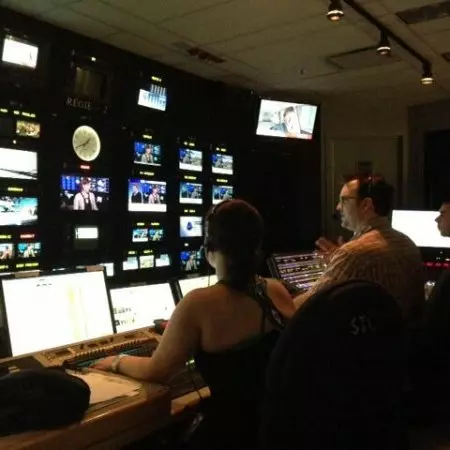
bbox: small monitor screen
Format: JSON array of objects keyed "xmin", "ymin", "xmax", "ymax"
[
  {"xmin": 110, "ymin": 283, "xmax": 175, "ymax": 333},
  {"xmin": 133, "ymin": 142, "xmax": 162, "ymax": 167},
  {"xmin": 16, "ymin": 120, "xmax": 40, "ymax": 139},
  {"xmin": 132, "ymin": 227, "xmax": 164, "ymax": 243},
  {"xmin": 16, "ymin": 242, "xmax": 41, "ymax": 259},
  {"xmin": 138, "ymin": 84, "xmax": 167, "ymax": 111},
  {"xmin": 256, "ymin": 99, "xmax": 317, "ymax": 140},
  {"xmin": 179, "ymin": 274, "xmax": 218, "ymax": 297},
  {"xmin": 212, "ymin": 154, "xmax": 233, "ymax": 175},
  {"xmin": 180, "ymin": 250, "xmax": 203, "ymax": 273},
  {"xmin": 180, "ymin": 182, "xmax": 203, "ymax": 205},
  {"xmin": 74, "ymin": 226, "xmax": 98, "ymax": 250},
  {"xmin": 123, "ymin": 255, "xmax": 139, "ymax": 271},
  {"xmin": 180, "ymin": 216, "xmax": 203, "ymax": 238},
  {"xmin": 2, "ymin": 35, "xmax": 38, "ymax": 69},
  {"xmin": 179, "ymin": 148, "xmax": 202, "ymax": 172},
  {"xmin": 128, "ymin": 179, "xmax": 167, "ymax": 212},
  {"xmin": 60, "ymin": 175, "xmax": 110, "ymax": 211},
  {"xmin": 0, "ymin": 196, "xmax": 38, "ymax": 226},
  {"xmin": 0, "ymin": 147, "xmax": 37, "ymax": 180},
  {"xmin": 0, "ymin": 243, "xmax": 14, "ymax": 260},
  {"xmin": 212, "ymin": 185, "xmax": 233, "ymax": 205},
  {"xmin": 392, "ymin": 210, "xmax": 450, "ymax": 249},
  {"xmin": 1, "ymin": 270, "xmax": 114, "ymax": 356},
  {"xmin": 74, "ymin": 66, "xmax": 108, "ymax": 102}
]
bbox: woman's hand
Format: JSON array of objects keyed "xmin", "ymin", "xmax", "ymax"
[{"xmin": 90, "ymin": 356, "xmax": 116, "ymax": 372}]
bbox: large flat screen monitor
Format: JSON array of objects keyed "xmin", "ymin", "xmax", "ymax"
[
  {"xmin": 2, "ymin": 35, "xmax": 38, "ymax": 69},
  {"xmin": 391, "ymin": 210, "xmax": 450, "ymax": 249},
  {"xmin": 0, "ymin": 147, "xmax": 37, "ymax": 180},
  {"xmin": 179, "ymin": 274, "xmax": 218, "ymax": 297},
  {"xmin": 138, "ymin": 84, "xmax": 167, "ymax": 111},
  {"xmin": 110, "ymin": 283, "xmax": 175, "ymax": 333},
  {"xmin": 256, "ymin": 99, "xmax": 317, "ymax": 140},
  {"xmin": 0, "ymin": 269, "xmax": 114, "ymax": 356},
  {"xmin": 0, "ymin": 195, "xmax": 38, "ymax": 226},
  {"xmin": 60, "ymin": 175, "xmax": 110, "ymax": 211},
  {"xmin": 128, "ymin": 179, "xmax": 167, "ymax": 212}
]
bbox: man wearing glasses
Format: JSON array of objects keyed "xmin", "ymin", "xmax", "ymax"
[{"xmin": 294, "ymin": 175, "xmax": 424, "ymax": 326}]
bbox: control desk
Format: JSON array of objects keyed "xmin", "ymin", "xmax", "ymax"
[
  {"xmin": 0, "ymin": 327, "xmax": 205, "ymax": 399},
  {"xmin": 268, "ymin": 251, "xmax": 326, "ymax": 291}
]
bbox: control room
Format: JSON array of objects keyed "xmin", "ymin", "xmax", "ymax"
[{"xmin": 1, "ymin": 0, "xmax": 450, "ymax": 449}]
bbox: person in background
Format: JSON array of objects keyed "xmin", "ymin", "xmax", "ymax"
[
  {"xmin": 93, "ymin": 199, "xmax": 295, "ymax": 450},
  {"xmin": 141, "ymin": 145, "xmax": 154, "ymax": 164},
  {"xmin": 294, "ymin": 175, "xmax": 425, "ymax": 327},
  {"xmin": 73, "ymin": 178, "xmax": 98, "ymax": 211}
]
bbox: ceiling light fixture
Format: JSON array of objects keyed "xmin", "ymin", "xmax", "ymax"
[
  {"xmin": 327, "ymin": 0, "xmax": 344, "ymax": 22},
  {"xmin": 421, "ymin": 63, "xmax": 434, "ymax": 85},
  {"xmin": 376, "ymin": 32, "xmax": 391, "ymax": 56}
]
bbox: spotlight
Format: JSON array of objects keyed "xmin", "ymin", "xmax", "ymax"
[
  {"xmin": 421, "ymin": 63, "xmax": 434, "ymax": 86},
  {"xmin": 376, "ymin": 32, "xmax": 391, "ymax": 56},
  {"xmin": 327, "ymin": 0, "xmax": 344, "ymax": 22}
]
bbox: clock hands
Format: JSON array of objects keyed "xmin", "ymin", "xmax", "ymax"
[{"xmin": 75, "ymin": 138, "xmax": 92, "ymax": 150}]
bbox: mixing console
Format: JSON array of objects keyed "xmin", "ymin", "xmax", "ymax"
[{"xmin": 269, "ymin": 251, "xmax": 326, "ymax": 291}]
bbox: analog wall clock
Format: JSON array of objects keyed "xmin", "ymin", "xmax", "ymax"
[{"xmin": 72, "ymin": 125, "xmax": 101, "ymax": 162}]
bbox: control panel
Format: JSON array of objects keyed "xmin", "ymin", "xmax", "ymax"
[{"xmin": 269, "ymin": 251, "xmax": 326, "ymax": 291}]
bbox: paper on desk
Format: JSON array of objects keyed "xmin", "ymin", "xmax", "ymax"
[{"xmin": 69, "ymin": 370, "xmax": 142, "ymax": 405}]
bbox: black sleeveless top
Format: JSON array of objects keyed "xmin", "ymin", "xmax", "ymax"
[{"xmin": 192, "ymin": 277, "xmax": 286, "ymax": 449}]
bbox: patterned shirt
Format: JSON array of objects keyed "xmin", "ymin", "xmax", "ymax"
[{"xmin": 294, "ymin": 217, "xmax": 425, "ymax": 325}]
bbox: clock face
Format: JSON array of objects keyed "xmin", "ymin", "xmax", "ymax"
[{"xmin": 72, "ymin": 125, "xmax": 101, "ymax": 162}]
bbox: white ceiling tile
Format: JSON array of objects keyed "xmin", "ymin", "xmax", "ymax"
[
  {"xmin": 100, "ymin": 0, "xmax": 234, "ymax": 23},
  {"xmin": 421, "ymin": 29, "xmax": 450, "ymax": 53},
  {"xmin": 381, "ymin": 0, "xmax": 438, "ymax": 12},
  {"xmin": 40, "ymin": 7, "xmax": 118, "ymax": 39},
  {"xmin": 160, "ymin": 0, "xmax": 325, "ymax": 45},
  {"xmin": 104, "ymin": 32, "xmax": 166, "ymax": 58},
  {"xmin": 410, "ymin": 17, "xmax": 450, "ymax": 35},
  {"xmin": 174, "ymin": 60, "xmax": 228, "ymax": 79},
  {"xmin": 0, "ymin": 0, "xmax": 55, "ymax": 15}
]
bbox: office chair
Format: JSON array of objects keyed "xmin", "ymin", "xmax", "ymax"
[{"xmin": 261, "ymin": 280, "xmax": 408, "ymax": 450}]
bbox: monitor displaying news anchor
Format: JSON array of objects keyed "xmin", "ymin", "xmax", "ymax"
[
  {"xmin": 128, "ymin": 179, "xmax": 167, "ymax": 212},
  {"xmin": 60, "ymin": 175, "xmax": 110, "ymax": 212},
  {"xmin": 212, "ymin": 185, "xmax": 233, "ymax": 205},
  {"xmin": 256, "ymin": 99, "xmax": 317, "ymax": 140},
  {"xmin": 180, "ymin": 182, "xmax": 203, "ymax": 205},
  {"xmin": 133, "ymin": 141, "xmax": 162, "ymax": 167}
]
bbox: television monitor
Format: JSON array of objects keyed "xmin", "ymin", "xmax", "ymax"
[
  {"xmin": 0, "ymin": 196, "xmax": 38, "ymax": 226},
  {"xmin": 180, "ymin": 182, "xmax": 203, "ymax": 205},
  {"xmin": 212, "ymin": 185, "xmax": 233, "ymax": 205},
  {"xmin": 180, "ymin": 250, "xmax": 203, "ymax": 273},
  {"xmin": 2, "ymin": 35, "xmax": 39, "ymax": 69},
  {"xmin": 392, "ymin": 210, "xmax": 450, "ymax": 249},
  {"xmin": 138, "ymin": 84, "xmax": 167, "ymax": 111},
  {"xmin": 123, "ymin": 254, "xmax": 139, "ymax": 271},
  {"xmin": 0, "ymin": 147, "xmax": 37, "ymax": 180},
  {"xmin": 256, "ymin": 99, "xmax": 317, "ymax": 140},
  {"xmin": 180, "ymin": 216, "xmax": 203, "ymax": 238},
  {"xmin": 133, "ymin": 141, "xmax": 162, "ymax": 167},
  {"xmin": 0, "ymin": 269, "xmax": 114, "ymax": 356},
  {"xmin": 0, "ymin": 117, "xmax": 14, "ymax": 136},
  {"xmin": 0, "ymin": 242, "xmax": 14, "ymax": 260},
  {"xmin": 128, "ymin": 179, "xmax": 167, "ymax": 212},
  {"xmin": 132, "ymin": 226, "xmax": 164, "ymax": 243},
  {"xmin": 16, "ymin": 120, "xmax": 40, "ymax": 139},
  {"xmin": 179, "ymin": 274, "xmax": 218, "ymax": 297},
  {"xmin": 60, "ymin": 175, "xmax": 110, "ymax": 212},
  {"xmin": 74, "ymin": 226, "xmax": 98, "ymax": 250},
  {"xmin": 179, "ymin": 148, "xmax": 202, "ymax": 172},
  {"xmin": 73, "ymin": 66, "xmax": 109, "ymax": 102},
  {"xmin": 138, "ymin": 252, "xmax": 171, "ymax": 269},
  {"xmin": 212, "ymin": 154, "xmax": 233, "ymax": 175},
  {"xmin": 110, "ymin": 283, "xmax": 175, "ymax": 333},
  {"xmin": 16, "ymin": 242, "xmax": 41, "ymax": 259}
]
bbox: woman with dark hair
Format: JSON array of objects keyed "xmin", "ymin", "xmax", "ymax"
[{"xmin": 93, "ymin": 199, "xmax": 295, "ymax": 449}]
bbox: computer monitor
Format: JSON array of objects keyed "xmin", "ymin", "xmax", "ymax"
[
  {"xmin": 110, "ymin": 282, "xmax": 175, "ymax": 333},
  {"xmin": 178, "ymin": 274, "xmax": 218, "ymax": 298},
  {"xmin": 0, "ymin": 268, "xmax": 114, "ymax": 356},
  {"xmin": 180, "ymin": 216, "xmax": 203, "ymax": 238},
  {"xmin": 179, "ymin": 182, "xmax": 203, "ymax": 205},
  {"xmin": 391, "ymin": 209, "xmax": 450, "ymax": 249},
  {"xmin": 269, "ymin": 251, "xmax": 326, "ymax": 291},
  {"xmin": 0, "ymin": 147, "xmax": 38, "ymax": 180}
]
